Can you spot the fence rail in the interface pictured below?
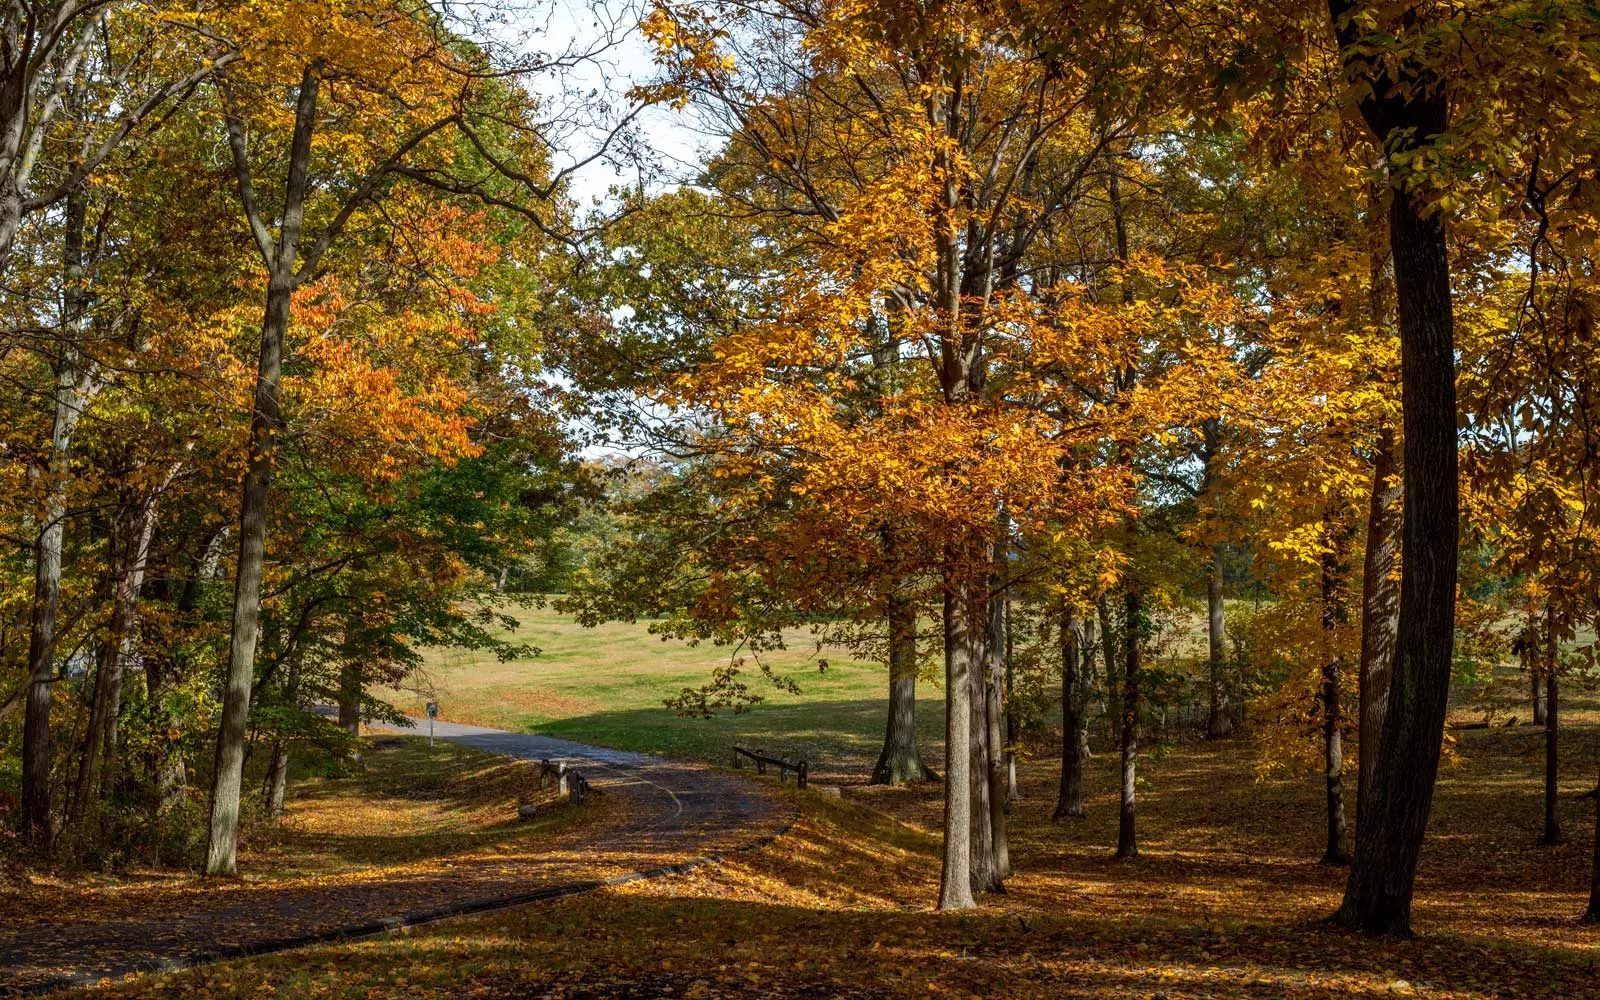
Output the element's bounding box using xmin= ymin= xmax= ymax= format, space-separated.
xmin=732 ymin=746 xmax=807 ymax=789
xmin=539 ymin=758 xmax=592 ymax=805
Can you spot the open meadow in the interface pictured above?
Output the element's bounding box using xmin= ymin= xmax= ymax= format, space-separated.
xmin=385 ymin=605 xmax=945 ymax=780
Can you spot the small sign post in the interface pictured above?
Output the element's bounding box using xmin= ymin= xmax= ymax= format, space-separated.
xmin=425 ymin=700 xmax=438 ymax=746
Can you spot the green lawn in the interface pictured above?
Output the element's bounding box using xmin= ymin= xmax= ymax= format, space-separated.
xmin=385 ymin=605 xmax=939 ymax=778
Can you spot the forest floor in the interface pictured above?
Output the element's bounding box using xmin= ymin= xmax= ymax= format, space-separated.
xmin=2 ymin=733 xmax=787 ymax=995
xmin=53 ymin=712 xmax=1600 ymax=1000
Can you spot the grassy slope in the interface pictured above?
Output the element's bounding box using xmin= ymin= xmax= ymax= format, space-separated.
xmin=386 ymin=605 xmax=940 ymax=777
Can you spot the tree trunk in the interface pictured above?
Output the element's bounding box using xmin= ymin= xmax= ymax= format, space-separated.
xmin=1206 ymin=546 xmax=1231 ymax=738
xmin=206 ymin=69 xmax=319 ymax=878
xmin=1542 ymin=625 xmax=1560 ymax=846
xmin=1116 ymin=589 xmax=1142 ymax=859
xmin=985 ymin=591 xmax=1009 ymax=881
xmin=1099 ymin=595 xmax=1118 ymax=746
xmin=1055 ymin=609 xmax=1086 ymax=819
xmin=338 ymin=662 xmax=362 ymax=736
xmin=873 ymin=581 xmax=934 ymax=784
xmin=938 ymin=577 xmax=977 ymax=910
xmin=1584 ymin=763 xmax=1600 ymax=923
xmin=1322 ymin=551 xmax=1349 ymax=865
xmin=206 ymin=265 xmax=293 ymax=876
xmin=21 ymin=180 xmax=98 ymax=851
xmin=1356 ymin=426 xmax=1401 ymax=824
xmin=968 ymin=638 xmax=999 ymax=894
xmin=1531 ymin=671 xmax=1547 ymax=727
xmin=70 ymin=482 xmax=162 ymax=831
xmin=1330 ymin=36 xmax=1459 ymax=927
xmin=264 ymin=741 xmax=289 ymax=820
xmin=1003 ymin=593 xmax=1018 ymax=806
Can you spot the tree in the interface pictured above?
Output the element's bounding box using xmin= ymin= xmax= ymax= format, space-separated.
xmin=1327 ymin=0 xmax=1461 ymax=937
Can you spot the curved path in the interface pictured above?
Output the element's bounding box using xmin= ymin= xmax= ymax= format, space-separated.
xmin=0 ymin=719 xmax=791 ymax=997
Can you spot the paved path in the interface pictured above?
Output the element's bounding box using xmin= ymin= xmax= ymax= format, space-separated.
xmin=0 ymin=719 xmax=790 ymax=996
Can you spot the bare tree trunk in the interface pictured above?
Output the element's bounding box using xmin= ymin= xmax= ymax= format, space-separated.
xmin=873 ymin=560 xmax=934 ymax=784
xmin=1531 ymin=670 xmax=1547 ymax=727
xmin=1356 ymin=426 xmax=1401 ymax=824
xmin=1116 ymin=589 xmax=1141 ymax=859
xmin=206 ymin=69 xmax=319 ymax=878
xmin=1206 ymin=546 xmax=1231 ymax=738
xmin=938 ymin=575 xmax=977 ymax=910
xmin=1055 ymin=608 xmax=1086 ymax=819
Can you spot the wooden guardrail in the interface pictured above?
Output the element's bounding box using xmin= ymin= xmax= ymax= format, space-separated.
xmin=538 ymin=758 xmax=592 ymax=805
xmin=732 ymin=746 xmax=807 ymax=789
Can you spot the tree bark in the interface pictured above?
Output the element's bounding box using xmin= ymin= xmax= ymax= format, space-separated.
xmin=1055 ymin=609 xmax=1086 ymax=819
xmin=1206 ymin=546 xmax=1231 ymax=738
xmin=1329 ymin=2 xmax=1460 ymax=926
xmin=1541 ymin=614 xmax=1560 ymax=846
xmin=1099 ymin=595 xmax=1118 ymax=746
xmin=968 ymin=639 xmax=999 ymax=893
xmin=1531 ymin=670 xmax=1547 ymax=727
xmin=985 ymin=590 xmax=1009 ymax=881
xmin=70 ymin=480 xmax=163 ymax=831
xmin=1356 ymin=426 xmax=1401 ymax=824
xmin=264 ymin=741 xmax=289 ymax=820
xmin=1585 ymin=763 xmax=1600 ymax=923
xmin=938 ymin=577 xmax=977 ymax=910
xmin=1116 ymin=589 xmax=1142 ymax=859
xmin=338 ymin=661 xmax=362 ymax=736
xmin=1322 ymin=550 xmax=1349 ymax=865
xmin=1003 ymin=592 xmax=1018 ymax=806
xmin=206 ymin=68 xmax=319 ymax=878
xmin=873 ymin=572 xmax=935 ymax=784
xmin=21 ymin=179 xmax=98 ymax=851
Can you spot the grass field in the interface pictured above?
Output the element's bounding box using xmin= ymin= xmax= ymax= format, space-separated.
xmin=384 ymin=605 xmax=940 ymax=778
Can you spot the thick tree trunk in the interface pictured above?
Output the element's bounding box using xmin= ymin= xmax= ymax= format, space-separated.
xmin=873 ymin=585 xmax=934 ymax=784
xmin=1322 ymin=552 xmax=1348 ymax=865
xmin=1356 ymin=426 xmax=1401 ymax=824
xmin=1332 ymin=167 xmax=1459 ymax=937
xmin=1055 ymin=609 xmax=1086 ymax=819
xmin=1117 ymin=589 xmax=1142 ymax=859
xmin=1206 ymin=546 xmax=1231 ymax=738
xmin=938 ymin=578 xmax=977 ymax=910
